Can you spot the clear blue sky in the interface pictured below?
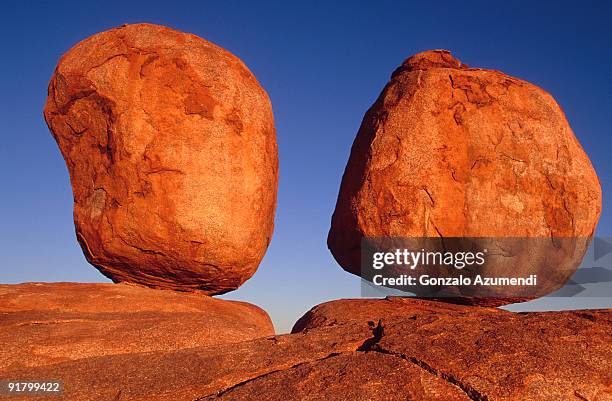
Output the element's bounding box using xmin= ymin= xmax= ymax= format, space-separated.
xmin=1 ymin=1 xmax=610 ymax=333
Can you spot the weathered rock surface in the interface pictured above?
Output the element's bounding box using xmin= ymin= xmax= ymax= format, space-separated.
xmin=44 ymin=23 xmax=278 ymax=294
xmin=328 ymin=50 xmax=601 ymax=303
xmin=3 ymin=297 xmax=609 ymax=400
xmin=0 ymin=283 xmax=274 ymax=371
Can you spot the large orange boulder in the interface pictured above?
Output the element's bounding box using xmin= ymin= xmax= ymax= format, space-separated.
xmin=328 ymin=50 xmax=601 ymax=302
xmin=44 ymin=24 xmax=278 ymax=294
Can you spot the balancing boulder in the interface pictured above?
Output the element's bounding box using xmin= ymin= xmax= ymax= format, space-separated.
xmin=328 ymin=50 xmax=601 ymax=302
xmin=44 ymin=24 xmax=278 ymax=294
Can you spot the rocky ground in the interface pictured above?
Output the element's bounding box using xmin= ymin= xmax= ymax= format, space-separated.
xmin=0 ymin=283 xmax=273 ymax=371
xmin=1 ymin=285 xmax=609 ymax=400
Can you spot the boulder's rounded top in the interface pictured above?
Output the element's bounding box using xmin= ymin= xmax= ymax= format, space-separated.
xmin=396 ymin=50 xmax=467 ymax=75
xmin=110 ymin=23 xmax=190 ymax=38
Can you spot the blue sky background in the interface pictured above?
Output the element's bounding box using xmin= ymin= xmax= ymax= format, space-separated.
xmin=1 ymin=1 xmax=610 ymax=332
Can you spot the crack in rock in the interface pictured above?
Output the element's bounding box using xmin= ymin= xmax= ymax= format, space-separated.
xmin=196 ymin=352 xmax=345 ymax=400
xmin=356 ymin=320 xmax=488 ymax=401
